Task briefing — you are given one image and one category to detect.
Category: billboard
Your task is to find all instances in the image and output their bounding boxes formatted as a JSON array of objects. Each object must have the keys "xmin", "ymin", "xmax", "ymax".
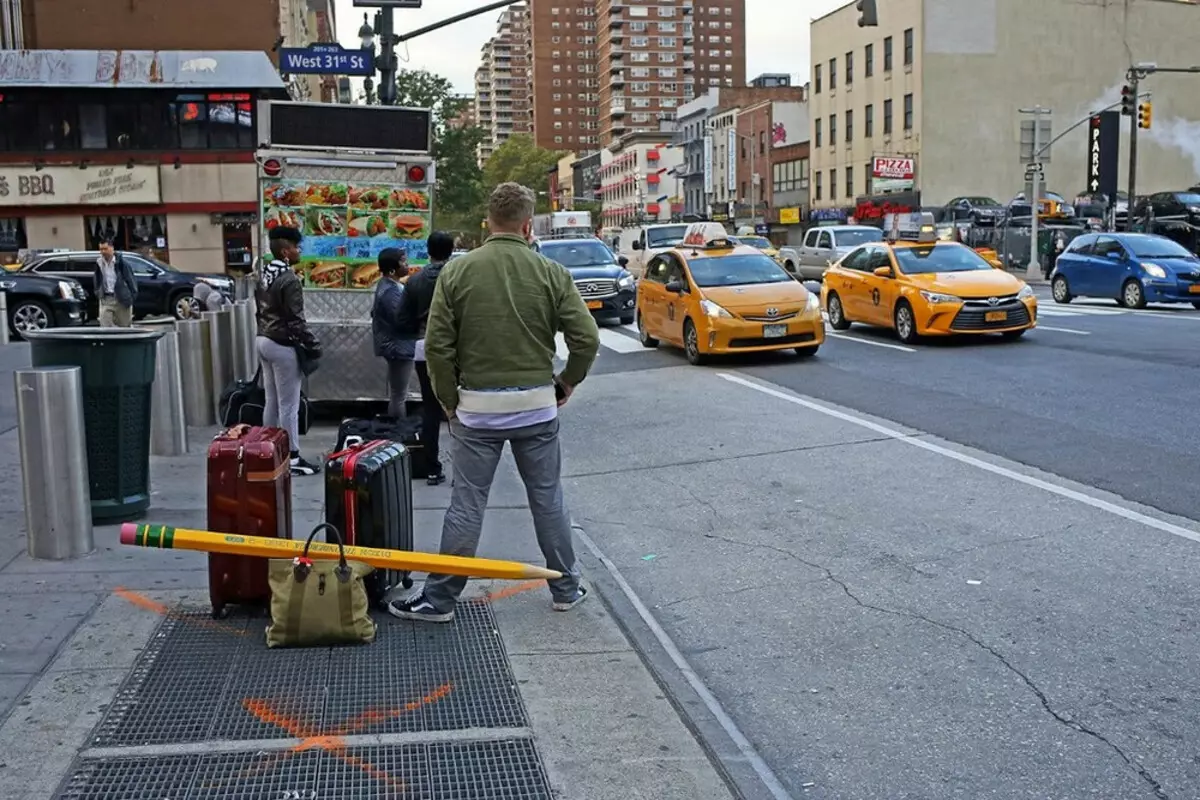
[
  {"xmin": 726, "ymin": 127, "xmax": 737, "ymax": 193},
  {"xmin": 771, "ymin": 102, "xmax": 809, "ymax": 148},
  {"xmin": 703, "ymin": 135, "xmax": 713, "ymax": 193},
  {"xmin": 871, "ymin": 156, "xmax": 916, "ymax": 193}
]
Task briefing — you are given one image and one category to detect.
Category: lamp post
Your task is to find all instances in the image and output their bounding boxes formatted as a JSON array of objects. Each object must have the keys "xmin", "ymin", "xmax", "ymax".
[{"xmin": 358, "ymin": 15, "xmax": 376, "ymax": 103}]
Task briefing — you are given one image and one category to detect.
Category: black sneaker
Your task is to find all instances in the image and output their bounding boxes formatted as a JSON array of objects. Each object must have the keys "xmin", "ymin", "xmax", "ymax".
[
  {"xmin": 290, "ymin": 455, "xmax": 321, "ymax": 476},
  {"xmin": 427, "ymin": 471, "xmax": 446, "ymax": 486},
  {"xmin": 552, "ymin": 585, "xmax": 588, "ymax": 612},
  {"xmin": 388, "ymin": 592, "xmax": 454, "ymax": 623}
]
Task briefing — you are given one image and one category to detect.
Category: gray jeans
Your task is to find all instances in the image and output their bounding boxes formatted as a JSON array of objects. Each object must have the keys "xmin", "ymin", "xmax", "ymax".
[
  {"xmin": 256, "ymin": 336, "xmax": 301, "ymax": 452},
  {"xmin": 423, "ymin": 417, "xmax": 581, "ymax": 611},
  {"xmin": 386, "ymin": 358, "xmax": 415, "ymax": 419}
]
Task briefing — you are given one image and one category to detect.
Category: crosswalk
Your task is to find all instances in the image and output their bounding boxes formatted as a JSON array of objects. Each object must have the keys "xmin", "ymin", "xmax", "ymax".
[
  {"xmin": 556, "ymin": 324, "xmax": 643, "ymax": 359},
  {"xmin": 1036, "ymin": 302, "xmax": 1200, "ymax": 319}
]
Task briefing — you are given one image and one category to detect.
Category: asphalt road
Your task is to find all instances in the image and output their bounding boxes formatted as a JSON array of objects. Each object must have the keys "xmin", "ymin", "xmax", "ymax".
[{"xmin": 559, "ymin": 294, "xmax": 1200, "ymax": 799}]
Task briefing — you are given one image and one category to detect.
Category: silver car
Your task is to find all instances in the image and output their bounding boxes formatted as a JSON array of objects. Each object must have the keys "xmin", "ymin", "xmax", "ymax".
[{"xmin": 785, "ymin": 225, "xmax": 885, "ymax": 280}]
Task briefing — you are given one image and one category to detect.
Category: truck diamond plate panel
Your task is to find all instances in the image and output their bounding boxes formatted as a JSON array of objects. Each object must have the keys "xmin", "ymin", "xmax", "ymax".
[
  {"xmin": 91, "ymin": 602, "xmax": 526, "ymax": 747},
  {"xmin": 54, "ymin": 740, "xmax": 550, "ymax": 800}
]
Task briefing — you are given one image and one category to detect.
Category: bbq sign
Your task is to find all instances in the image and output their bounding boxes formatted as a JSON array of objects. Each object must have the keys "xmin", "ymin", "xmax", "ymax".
[{"xmin": 1086, "ymin": 111, "xmax": 1119, "ymax": 202}]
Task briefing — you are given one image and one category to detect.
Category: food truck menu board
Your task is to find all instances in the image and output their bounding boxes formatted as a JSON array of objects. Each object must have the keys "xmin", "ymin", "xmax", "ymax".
[{"xmin": 262, "ymin": 180, "xmax": 431, "ymax": 289}]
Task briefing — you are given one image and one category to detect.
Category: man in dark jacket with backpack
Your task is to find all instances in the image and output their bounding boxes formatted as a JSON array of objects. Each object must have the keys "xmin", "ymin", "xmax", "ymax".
[{"xmin": 396, "ymin": 231, "xmax": 453, "ymax": 484}]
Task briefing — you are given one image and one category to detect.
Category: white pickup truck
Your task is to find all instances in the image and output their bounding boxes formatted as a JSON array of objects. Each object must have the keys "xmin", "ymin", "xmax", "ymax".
[
  {"xmin": 779, "ymin": 225, "xmax": 885, "ymax": 280},
  {"xmin": 621, "ymin": 222, "xmax": 691, "ymax": 277}
]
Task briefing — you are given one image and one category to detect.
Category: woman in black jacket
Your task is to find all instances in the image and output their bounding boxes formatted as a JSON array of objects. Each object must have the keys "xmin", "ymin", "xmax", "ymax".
[{"xmin": 256, "ymin": 226, "xmax": 322, "ymax": 476}]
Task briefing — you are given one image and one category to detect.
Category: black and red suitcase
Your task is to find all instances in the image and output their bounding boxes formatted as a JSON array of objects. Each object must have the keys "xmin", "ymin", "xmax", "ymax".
[
  {"xmin": 325, "ymin": 439, "xmax": 415, "ymax": 608},
  {"xmin": 206, "ymin": 425, "xmax": 293, "ymax": 618}
]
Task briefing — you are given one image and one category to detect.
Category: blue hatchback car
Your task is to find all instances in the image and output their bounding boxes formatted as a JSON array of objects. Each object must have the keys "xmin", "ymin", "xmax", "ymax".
[{"xmin": 1051, "ymin": 232, "xmax": 1200, "ymax": 309}]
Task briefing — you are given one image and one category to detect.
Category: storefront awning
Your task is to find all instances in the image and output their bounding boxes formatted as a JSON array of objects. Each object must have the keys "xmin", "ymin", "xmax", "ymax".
[{"xmin": 0, "ymin": 50, "xmax": 287, "ymax": 90}]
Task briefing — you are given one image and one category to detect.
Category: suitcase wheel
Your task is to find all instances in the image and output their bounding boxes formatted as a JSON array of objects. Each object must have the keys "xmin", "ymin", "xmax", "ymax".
[{"xmin": 211, "ymin": 604, "xmax": 228, "ymax": 620}]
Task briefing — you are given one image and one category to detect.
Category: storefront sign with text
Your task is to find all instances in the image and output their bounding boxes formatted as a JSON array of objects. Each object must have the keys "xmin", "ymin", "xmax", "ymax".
[{"xmin": 0, "ymin": 165, "xmax": 161, "ymax": 207}]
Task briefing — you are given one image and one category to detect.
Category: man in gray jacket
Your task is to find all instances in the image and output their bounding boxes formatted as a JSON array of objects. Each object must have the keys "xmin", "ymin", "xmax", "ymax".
[
  {"xmin": 372, "ymin": 248, "xmax": 415, "ymax": 418},
  {"xmin": 94, "ymin": 239, "xmax": 138, "ymax": 327}
]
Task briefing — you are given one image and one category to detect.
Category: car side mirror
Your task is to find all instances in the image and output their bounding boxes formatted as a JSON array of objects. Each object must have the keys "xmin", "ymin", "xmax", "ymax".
[
  {"xmin": 618, "ymin": 255, "xmax": 629, "ymax": 266},
  {"xmin": 665, "ymin": 279, "xmax": 685, "ymax": 293},
  {"xmin": 632, "ymin": 241, "xmax": 643, "ymax": 250},
  {"xmin": 873, "ymin": 266, "xmax": 893, "ymax": 278}
]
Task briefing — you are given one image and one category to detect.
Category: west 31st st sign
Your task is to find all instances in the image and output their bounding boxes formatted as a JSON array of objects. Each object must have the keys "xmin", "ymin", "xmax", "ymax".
[{"xmin": 279, "ymin": 43, "xmax": 373, "ymax": 77}]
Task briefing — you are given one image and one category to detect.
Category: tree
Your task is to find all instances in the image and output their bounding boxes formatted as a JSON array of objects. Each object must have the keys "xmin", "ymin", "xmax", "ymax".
[
  {"xmin": 482, "ymin": 135, "xmax": 564, "ymax": 213},
  {"xmin": 388, "ymin": 69, "xmax": 487, "ymax": 224}
]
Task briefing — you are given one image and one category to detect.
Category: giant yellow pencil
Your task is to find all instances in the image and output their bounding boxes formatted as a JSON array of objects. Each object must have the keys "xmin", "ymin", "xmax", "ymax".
[{"xmin": 120, "ymin": 523, "xmax": 562, "ymax": 581}]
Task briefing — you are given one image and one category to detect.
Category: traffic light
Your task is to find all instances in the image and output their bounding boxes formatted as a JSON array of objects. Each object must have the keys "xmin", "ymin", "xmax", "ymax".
[
  {"xmin": 857, "ymin": 0, "xmax": 878, "ymax": 26},
  {"xmin": 1120, "ymin": 84, "xmax": 1136, "ymax": 115},
  {"xmin": 1138, "ymin": 101, "xmax": 1152, "ymax": 129}
]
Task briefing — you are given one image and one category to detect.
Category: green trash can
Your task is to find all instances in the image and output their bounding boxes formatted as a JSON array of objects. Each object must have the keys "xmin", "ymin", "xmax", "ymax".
[{"xmin": 25, "ymin": 327, "xmax": 166, "ymax": 523}]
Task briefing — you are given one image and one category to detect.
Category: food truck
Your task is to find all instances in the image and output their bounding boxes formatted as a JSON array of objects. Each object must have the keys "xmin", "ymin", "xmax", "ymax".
[{"xmin": 255, "ymin": 100, "xmax": 436, "ymax": 403}]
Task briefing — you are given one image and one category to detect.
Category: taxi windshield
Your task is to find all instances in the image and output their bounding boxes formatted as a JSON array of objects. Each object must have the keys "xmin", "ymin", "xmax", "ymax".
[
  {"xmin": 738, "ymin": 236, "xmax": 773, "ymax": 249},
  {"xmin": 687, "ymin": 253, "xmax": 793, "ymax": 287},
  {"xmin": 538, "ymin": 240, "xmax": 616, "ymax": 267},
  {"xmin": 647, "ymin": 225, "xmax": 690, "ymax": 248},
  {"xmin": 893, "ymin": 244, "xmax": 994, "ymax": 274}
]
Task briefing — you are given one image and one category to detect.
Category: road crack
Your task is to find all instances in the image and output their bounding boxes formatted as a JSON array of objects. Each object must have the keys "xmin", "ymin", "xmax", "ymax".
[{"xmin": 704, "ymin": 530, "xmax": 1169, "ymax": 800}]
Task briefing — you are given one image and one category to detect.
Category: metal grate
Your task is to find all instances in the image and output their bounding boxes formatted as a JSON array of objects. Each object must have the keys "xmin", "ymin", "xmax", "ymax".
[
  {"xmin": 93, "ymin": 601, "xmax": 526, "ymax": 746},
  {"xmin": 54, "ymin": 741, "xmax": 551, "ymax": 799}
]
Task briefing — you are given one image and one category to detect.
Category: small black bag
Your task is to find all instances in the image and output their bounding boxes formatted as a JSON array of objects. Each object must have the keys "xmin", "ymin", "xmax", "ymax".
[
  {"xmin": 335, "ymin": 415, "xmax": 426, "ymax": 477},
  {"xmin": 219, "ymin": 366, "xmax": 312, "ymax": 435}
]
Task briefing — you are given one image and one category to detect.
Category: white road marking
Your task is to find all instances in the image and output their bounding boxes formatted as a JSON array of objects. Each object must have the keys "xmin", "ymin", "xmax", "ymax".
[
  {"xmin": 597, "ymin": 327, "xmax": 644, "ymax": 353},
  {"xmin": 621, "ymin": 322, "xmax": 639, "ymax": 335},
  {"xmin": 573, "ymin": 526, "xmax": 795, "ymax": 800},
  {"xmin": 718, "ymin": 373, "xmax": 1200, "ymax": 547},
  {"xmin": 1035, "ymin": 308, "xmax": 1087, "ymax": 317},
  {"xmin": 827, "ymin": 332, "xmax": 915, "ymax": 352},
  {"xmin": 1049, "ymin": 305, "xmax": 1125, "ymax": 316},
  {"xmin": 1035, "ymin": 325, "xmax": 1090, "ymax": 335}
]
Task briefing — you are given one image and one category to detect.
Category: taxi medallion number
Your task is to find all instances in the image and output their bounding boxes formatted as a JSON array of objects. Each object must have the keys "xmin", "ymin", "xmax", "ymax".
[
  {"xmin": 1189, "ymin": 285, "xmax": 1200, "ymax": 294},
  {"xmin": 985, "ymin": 311, "xmax": 1008, "ymax": 322},
  {"xmin": 763, "ymin": 324, "xmax": 787, "ymax": 338},
  {"xmin": 586, "ymin": 300, "xmax": 603, "ymax": 309}
]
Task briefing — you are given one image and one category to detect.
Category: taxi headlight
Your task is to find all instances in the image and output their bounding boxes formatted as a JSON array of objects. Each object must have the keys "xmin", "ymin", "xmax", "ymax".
[
  {"xmin": 1140, "ymin": 262, "xmax": 1166, "ymax": 279},
  {"xmin": 617, "ymin": 274, "xmax": 635, "ymax": 290},
  {"xmin": 920, "ymin": 290, "xmax": 961, "ymax": 304},
  {"xmin": 699, "ymin": 298, "xmax": 732, "ymax": 318},
  {"xmin": 805, "ymin": 293, "xmax": 820, "ymax": 311},
  {"xmin": 1017, "ymin": 284, "xmax": 1034, "ymax": 300}
]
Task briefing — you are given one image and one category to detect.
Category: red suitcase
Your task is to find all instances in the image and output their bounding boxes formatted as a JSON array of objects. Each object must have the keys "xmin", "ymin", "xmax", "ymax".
[{"xmin": 206, "ymin": 424, "xmax": 293, "ymax": 618}]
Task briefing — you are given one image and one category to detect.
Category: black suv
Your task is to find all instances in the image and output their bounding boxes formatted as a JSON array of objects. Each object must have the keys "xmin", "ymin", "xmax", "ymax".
[
  {"xmin": 0, "ymin": 270, "xmax": 87, "ymax": 338},
  {"xmin": 1132, "ymin": 191, "xmax": 1200, "ymax": 227},
  {"xmin": 20, "ymin": 251, "xmax": 234, "ymax": 321},
  {"xmin": 534, "ymin": 238, "xmax": 637, "ymax": 324}
]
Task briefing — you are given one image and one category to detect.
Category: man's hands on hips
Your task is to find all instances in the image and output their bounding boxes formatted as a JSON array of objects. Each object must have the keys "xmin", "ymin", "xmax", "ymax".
[{"xmin": 554, "ymin": 375, "xmax": 574, "ymax": 407}]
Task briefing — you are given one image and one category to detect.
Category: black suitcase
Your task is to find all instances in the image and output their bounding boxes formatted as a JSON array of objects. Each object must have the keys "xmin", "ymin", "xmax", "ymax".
[
  {"xmin": 335, "ymin": 415, "xmax": 427, "ymax": 478},
  {"xmin": 325, "ymin": 439, "xmax": 415, "ymax": 608}
]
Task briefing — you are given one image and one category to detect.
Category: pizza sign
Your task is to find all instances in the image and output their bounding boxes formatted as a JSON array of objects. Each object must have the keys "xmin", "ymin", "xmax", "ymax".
[{"xmin": 871, "ymin": 157, "xmax": 915, "ymax": 180}]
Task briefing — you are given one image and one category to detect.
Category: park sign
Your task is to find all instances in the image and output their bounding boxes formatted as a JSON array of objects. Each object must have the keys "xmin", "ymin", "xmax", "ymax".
[
  {"xmin": 279, "ymin": 43, "xmax": 373, "ymax": 77},
  {"xmin": 1086, "ymin": 111, "xmax": 1119, "ymax": 201}
]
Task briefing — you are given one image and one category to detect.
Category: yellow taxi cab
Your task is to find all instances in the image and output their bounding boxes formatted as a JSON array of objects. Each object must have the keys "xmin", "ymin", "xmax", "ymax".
[
  {"xmin": 820, "ymin": 212, "xmax": 1037, "ymax": 344},
  {"xmin": 636, "ymin": 222, "xmax": 824, "ymax": 364},
  {"xmin": 732, "ymin": 231, "xmax": 782, "ymax": 262}
]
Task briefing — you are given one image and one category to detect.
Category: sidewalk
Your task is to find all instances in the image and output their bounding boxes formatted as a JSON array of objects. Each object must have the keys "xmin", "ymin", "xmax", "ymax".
[{"xmin": 0, "ymin": 422, "xmax": 733, "ymax": 799}]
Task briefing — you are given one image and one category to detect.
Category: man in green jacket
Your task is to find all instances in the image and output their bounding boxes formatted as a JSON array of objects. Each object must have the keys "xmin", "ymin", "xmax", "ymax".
[{"xmin": 389, "ymin": 182, "xmax": 600, "ymax": 623}]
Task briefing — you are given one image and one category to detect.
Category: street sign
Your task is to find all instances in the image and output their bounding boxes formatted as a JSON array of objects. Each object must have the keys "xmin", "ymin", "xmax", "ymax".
[
  {"xmin": 1086, "ymin": 111, "xmax": 1120, "ymax": 200},
  {"xmin": 279, "ymin": 43, "xmax": 374, "ymax": 77}
]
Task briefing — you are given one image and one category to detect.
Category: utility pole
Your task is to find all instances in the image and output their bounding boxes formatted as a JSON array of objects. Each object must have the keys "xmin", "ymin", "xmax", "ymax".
[
  {"xmin": 1123, "ymin": 69, "xmax": 1139, "ymax": 228},
  {"xmin": 749, "ymin": 118, "xmax": 755, "ymax": 226},
  {"xmin": 376, "ymin": 9, "xmax": 397, "ymax": 105},
  {"xmin": 1018, "ymin": 105, "xmax": 1051, "ymax": 281}
]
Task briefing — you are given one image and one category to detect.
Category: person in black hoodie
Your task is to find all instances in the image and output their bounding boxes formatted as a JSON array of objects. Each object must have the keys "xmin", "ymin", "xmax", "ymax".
[
  {"xmin": 256, "ymin": 226, "xmax": 322, "ymax": 476},
  {"xmin": 397, "ymin": 231, "xmax": 454, "ymax": 485}
]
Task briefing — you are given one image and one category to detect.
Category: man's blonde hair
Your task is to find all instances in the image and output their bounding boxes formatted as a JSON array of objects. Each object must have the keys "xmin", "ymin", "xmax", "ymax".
[{"xmin": 488, "ymin": 182, "xmax": 536, "ymax": 229}]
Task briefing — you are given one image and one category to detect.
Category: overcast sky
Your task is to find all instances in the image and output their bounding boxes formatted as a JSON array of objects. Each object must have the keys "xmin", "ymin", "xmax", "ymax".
[{"xmin": 332, "ymin": 0, "xmax": 847, "ymax": 93}]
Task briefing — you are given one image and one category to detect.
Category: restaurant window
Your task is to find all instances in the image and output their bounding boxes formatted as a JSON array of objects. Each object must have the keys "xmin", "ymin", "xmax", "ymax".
[
  {"xmin": 85, "ymin": 215, "xmax": 170, "ymax": 263},
  {"xmin": 222, "ymin": 214, "xmax": 256, "ymax": 273},
  {"xmin": 79, "ymin": 104, "xmax": 108, "ymax": 149},
  {"xmin": 0, "ymin": 218, "xmax": 28, "ymax": 263},
  {"xmin": 3, "ymin": 100, "xmax": 40, "ymax": 150},
  {"xmin": 39, "ymin": 102, "xmax": 79, "ymax": 150}
]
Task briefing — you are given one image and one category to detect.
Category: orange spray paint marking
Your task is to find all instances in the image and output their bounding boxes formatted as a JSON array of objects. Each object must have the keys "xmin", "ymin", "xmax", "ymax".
[
  {"xmin": 479, "ymin": 579, "xmax": 543, "ymax": 604},
  {"xmin": 113, "ymin": 587, "xmax": 248, "ymax": 637}
]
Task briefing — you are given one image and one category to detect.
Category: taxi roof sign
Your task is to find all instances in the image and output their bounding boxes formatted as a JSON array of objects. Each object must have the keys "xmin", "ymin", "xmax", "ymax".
[
  {"xmin": 682, "ymin": 221, "xmax": 736, "ymax": 249},
  {"xmin": 883, "ymin": 211, "xmax": 938, "ymax": 243}
]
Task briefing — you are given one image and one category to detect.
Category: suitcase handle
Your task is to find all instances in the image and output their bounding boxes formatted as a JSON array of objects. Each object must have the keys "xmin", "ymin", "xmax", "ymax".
[{"xmin": 294, "ymin": 523, "xmax": 351, "ymax": 584}]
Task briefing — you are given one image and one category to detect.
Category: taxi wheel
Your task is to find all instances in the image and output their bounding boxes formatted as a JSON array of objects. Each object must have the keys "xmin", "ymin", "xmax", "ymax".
[
  {"xmin": 1120, "ymin": 279, "xmax": 1147, "ymax": 309},
  {"xmin": 683, "ymin": 319, "xmax": 707, "ymax": 365},
  {"xmin": 636, "ymin": 311, "xmax": 659, "ymax": 348},
  {"xmin": 826, "ymin": 292, "xmax": 851, "ymax": 330},
  {"xmin": 1051, "ymin": 275, "xmax": 1072, "ymax": 304},
  {"xmin": 893, "ymin": 301, "xmax": 919, "ymax": 344}
]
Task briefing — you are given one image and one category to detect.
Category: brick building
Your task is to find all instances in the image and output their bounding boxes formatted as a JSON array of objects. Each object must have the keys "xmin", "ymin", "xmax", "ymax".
[
  {"xmin": 732, "ymin": 92, "xmax": 808, "ymax": 229},
  {"xmin": 527, "ymin": 0, "xmax": 600, "ymax": 150},
  {"xmin": 474, "ymin": 4, "xmax": 532, "ymax": 165}
]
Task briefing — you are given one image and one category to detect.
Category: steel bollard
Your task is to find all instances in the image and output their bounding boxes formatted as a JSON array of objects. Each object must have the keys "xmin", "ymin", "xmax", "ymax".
[
  {"xmin": 15, "ymin": 366, "xmax": 93, "ymax": 559},
  {"xmin": 150, "ymin": 329, "xmax": 188, "ymax": 456},
  {"xmin": 204, "ymin": 309, "xmax": 235, "ymax": 421},
  {"xmin": 0, "ymin": 291, "xmax": 8, "ymax": 346},
  {"xmin": 176, "ymin": 318, "xmax": 215, "ymax": 426},
  {"xmin": 231, "ymin": 300, "xmax": 257, "ymax": 381}
]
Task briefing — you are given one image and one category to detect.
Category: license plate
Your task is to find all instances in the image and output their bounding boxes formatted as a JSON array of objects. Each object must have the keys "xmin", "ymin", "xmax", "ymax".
[
  {"xmin": 985, "ymin": 311, "xmax": 1008, "ymax": 322},
  {"xmin": 763, "ymin": 324, "xmax": 787, "ymax": 338},
  {"xmin": 1189, "ymin": 285, "xmax": 1200, "ymax": 294},
  {"xmin": 586, "ymin": 300, "xmax": 603, "ymax": 309}
]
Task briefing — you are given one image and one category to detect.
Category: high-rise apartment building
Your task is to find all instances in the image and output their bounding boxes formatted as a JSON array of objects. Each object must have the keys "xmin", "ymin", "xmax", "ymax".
[
  {"xmin": 527, "ymin": 0, "xmax": 601, "ymax": 150},
  {"xmin": 595, "ymin": 0, "xmax": 745, "ymax": 147},
  {"xmin": 474, "ymin": 4, "xmax": 533, "ymax": 165}
]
